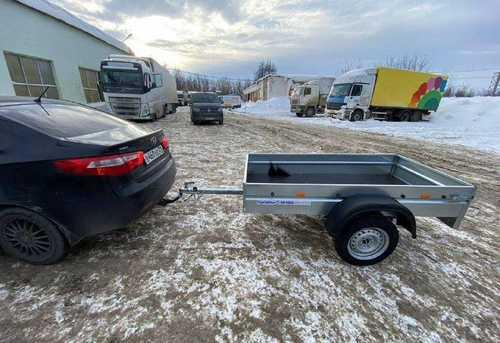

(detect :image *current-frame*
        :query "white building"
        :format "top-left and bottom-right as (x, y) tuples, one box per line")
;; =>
(0, 0), (132, 104)
(243, 74), (325, 102)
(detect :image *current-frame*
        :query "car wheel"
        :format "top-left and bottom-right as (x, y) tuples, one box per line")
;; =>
(334, 215), (399, 266)
(0, 208), (67, 265)
(350, 110), (364, 121)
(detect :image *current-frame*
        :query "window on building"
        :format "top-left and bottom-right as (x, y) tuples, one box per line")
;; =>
(4, 52), (59, 99)
(79, 68), (101, 103)
(304, 87), (312, 95)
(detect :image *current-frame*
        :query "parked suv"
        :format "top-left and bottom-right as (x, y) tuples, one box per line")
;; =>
(0, 97), (176, 264)
(190, 92), (224, 125)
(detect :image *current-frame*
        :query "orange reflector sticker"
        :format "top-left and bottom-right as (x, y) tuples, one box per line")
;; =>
(420, 193), (432, 200)
(296, 192), (306, 198)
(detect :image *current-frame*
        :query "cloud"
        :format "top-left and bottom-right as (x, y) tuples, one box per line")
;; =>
(49, 0), (500, 87)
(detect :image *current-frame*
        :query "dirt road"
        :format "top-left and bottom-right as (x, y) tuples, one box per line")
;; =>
(1, 108), (498, 342)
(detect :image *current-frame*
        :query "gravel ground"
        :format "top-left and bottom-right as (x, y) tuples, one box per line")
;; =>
(1, 107), (498, 342)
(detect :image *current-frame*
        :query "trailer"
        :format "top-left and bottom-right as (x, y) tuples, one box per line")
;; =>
(164, 154), (475, 266)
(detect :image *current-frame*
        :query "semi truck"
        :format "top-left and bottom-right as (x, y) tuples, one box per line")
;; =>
(291, 77), (335, 117)
(99, 55), (178, 121)
(326, 68), (448, 121)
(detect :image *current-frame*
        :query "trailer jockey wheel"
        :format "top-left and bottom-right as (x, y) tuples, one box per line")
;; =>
(335, 215), (399, 266)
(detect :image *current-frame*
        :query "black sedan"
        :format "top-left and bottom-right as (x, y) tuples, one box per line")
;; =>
(0, 97), (176, 264)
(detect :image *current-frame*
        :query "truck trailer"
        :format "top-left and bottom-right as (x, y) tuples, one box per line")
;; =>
(326, 68), (448, 121)
(99, 55), (178, 121)
(291, 77), (335, 117)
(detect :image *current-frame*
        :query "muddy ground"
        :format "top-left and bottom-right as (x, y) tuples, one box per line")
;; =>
(1, 108), (499, 342)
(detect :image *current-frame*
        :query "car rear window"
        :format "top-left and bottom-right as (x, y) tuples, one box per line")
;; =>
(0, 102), (131, 139)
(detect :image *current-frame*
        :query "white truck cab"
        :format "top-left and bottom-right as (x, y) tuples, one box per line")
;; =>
(99, 55), (177, 121)
(290, 78), (335, 117)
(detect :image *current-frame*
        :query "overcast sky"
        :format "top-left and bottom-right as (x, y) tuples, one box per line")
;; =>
(51, 0), (499, 89)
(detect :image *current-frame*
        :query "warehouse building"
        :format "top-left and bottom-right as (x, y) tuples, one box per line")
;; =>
(0, 0), (132, 104)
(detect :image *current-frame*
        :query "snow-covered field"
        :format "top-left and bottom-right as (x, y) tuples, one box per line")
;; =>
(234, 96), (500, 154)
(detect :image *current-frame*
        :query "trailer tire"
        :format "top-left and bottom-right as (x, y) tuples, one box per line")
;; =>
(410, 111), (422, 122)
(334, 215), (399, 266)
(398, 110), (412, 122)
(350, 110), (363, 122)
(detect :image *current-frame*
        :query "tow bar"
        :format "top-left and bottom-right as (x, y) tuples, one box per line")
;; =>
(157, 182), (243, 206)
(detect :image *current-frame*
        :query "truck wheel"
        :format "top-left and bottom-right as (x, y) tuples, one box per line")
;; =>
(350, 110), (364, 122)
(0, 208), (67, 265)
(296, 112), (304, 117)
(306, 107), (316, 117)
(410, 111), (422, 122)
(334, 215), (399, 266)
(398, 110), (412, 122)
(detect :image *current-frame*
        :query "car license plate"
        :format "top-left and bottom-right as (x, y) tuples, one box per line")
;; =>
(144, 145), (165, 165)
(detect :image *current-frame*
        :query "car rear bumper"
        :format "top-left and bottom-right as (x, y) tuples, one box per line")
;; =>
(192, 112), (223, 121)
(47, 156), (177, 243)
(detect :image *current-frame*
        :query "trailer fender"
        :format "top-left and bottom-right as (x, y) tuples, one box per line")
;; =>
(326, 195), (417, 238)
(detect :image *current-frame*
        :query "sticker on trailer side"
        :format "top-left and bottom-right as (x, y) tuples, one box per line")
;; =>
(256, 199), (312, 206)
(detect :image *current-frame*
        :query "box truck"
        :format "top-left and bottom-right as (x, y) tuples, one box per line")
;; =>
(326, 68), (448, 121)
(291, 77), (335, 117)
(99, 55), (178, 121)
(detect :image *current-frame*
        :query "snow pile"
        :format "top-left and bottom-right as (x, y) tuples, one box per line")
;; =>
(238, 97), (292, 116)
(234, 96), (500, 154)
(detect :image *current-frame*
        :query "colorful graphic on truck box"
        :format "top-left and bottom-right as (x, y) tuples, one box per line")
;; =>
(371, 68), (447, 112)
(409, 76), (447, 111)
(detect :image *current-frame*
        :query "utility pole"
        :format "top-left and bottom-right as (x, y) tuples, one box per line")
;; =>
(489, 72), (500, 96)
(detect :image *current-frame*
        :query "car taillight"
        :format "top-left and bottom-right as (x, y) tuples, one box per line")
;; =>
(161, 136), (169, 151)
(54, 152), (145, 176)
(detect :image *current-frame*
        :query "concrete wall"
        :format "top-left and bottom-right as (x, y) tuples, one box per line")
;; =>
(0, 0), (127, 103)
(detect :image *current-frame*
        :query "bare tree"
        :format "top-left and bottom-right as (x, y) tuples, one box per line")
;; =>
(339, 59), (364, 74)
(382, 54), (430, 72)
(254, 59), (277, 80)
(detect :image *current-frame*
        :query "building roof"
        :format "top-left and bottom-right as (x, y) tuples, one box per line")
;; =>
(14, 0), (132, 54)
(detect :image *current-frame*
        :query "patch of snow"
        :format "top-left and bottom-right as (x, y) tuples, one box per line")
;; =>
(0, 284), (8, 301)
(235, 96), (500, 154)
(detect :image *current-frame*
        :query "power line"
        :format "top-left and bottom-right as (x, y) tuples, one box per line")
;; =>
(447, 67), (500, 73)
(168, 68), (252, 82)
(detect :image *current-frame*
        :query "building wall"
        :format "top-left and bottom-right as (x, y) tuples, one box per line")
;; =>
(268, 76), (292, 99)
(0, 0), (127, 103)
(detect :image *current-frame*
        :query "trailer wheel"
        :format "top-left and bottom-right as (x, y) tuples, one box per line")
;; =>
(350, 110), (363, 121)
(398, 110), (412, 122)
(410, 111), (422, 122)
(335, 215), (399, 266)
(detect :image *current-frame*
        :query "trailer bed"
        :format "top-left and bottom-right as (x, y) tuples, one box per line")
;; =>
(243, 154), (475, 229)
